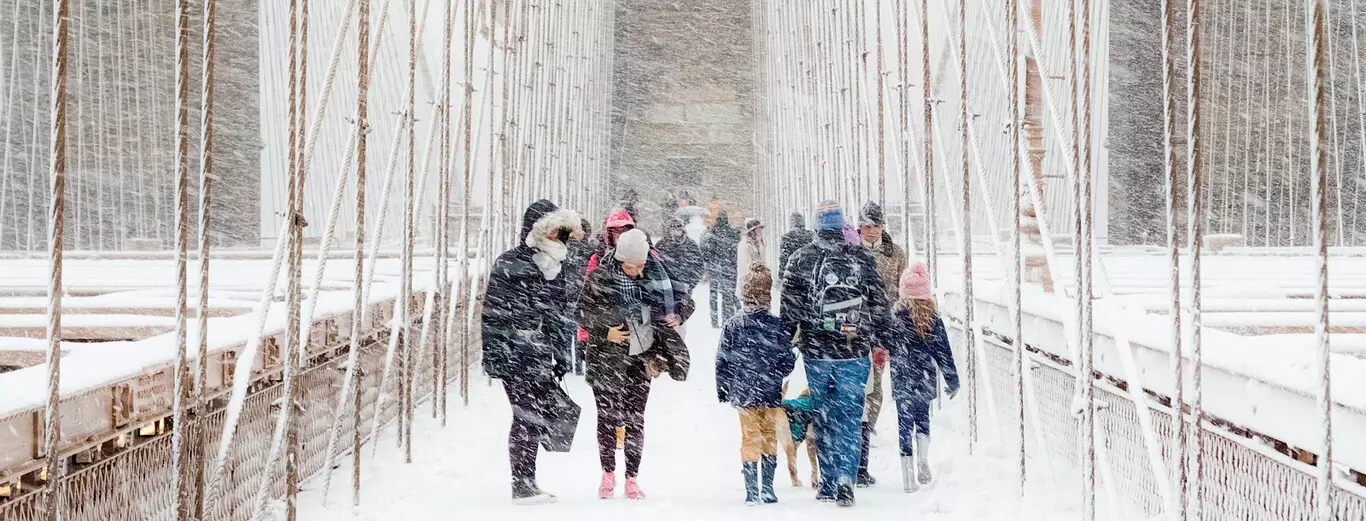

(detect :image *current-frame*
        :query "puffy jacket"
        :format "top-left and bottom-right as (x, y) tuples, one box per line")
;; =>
(481, 200), (576, 381)
(715, 309), (796, 408)
(779, 229), (892, 360)
(886, 306), (960, 402)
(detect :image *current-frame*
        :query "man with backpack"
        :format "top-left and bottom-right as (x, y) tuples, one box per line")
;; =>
(779, 201), (891, 508)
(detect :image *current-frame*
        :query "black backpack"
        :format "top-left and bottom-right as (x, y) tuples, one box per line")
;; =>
(809, 249), (866, 334)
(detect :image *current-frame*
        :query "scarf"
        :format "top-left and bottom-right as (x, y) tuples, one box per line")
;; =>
(531, 238), (568, 280)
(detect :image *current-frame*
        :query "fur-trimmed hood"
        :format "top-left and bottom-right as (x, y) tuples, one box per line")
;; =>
(518, 200), (583, 280)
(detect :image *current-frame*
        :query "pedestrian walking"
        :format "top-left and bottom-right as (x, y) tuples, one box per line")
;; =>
(481, 199), (584, 504)
(735, 218), (767, 299)
(700, 212), (741, 326)
(779, 200), (891, 507)
(855, 201), (908, 487)
(579, 229), (692, 500)
(887, 262), (960, 492)
(715, 263), (796, 505)
(655, 217), (704, 291)
(779, 212), (813, 274)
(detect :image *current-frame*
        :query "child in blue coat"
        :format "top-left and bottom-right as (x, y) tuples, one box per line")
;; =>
(887, 262), (960, 492)
(716, 263), (797, 505)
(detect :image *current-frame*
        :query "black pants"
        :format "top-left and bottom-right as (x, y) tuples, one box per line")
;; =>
(708, 275), (738, 326)
(504, 377), (555, 485)
(593, 380), (651, 477)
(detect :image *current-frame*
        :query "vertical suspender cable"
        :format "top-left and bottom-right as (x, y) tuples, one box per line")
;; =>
(1308, 0), (1334, 519)
(401, 0), (419, 465)
(1008, 0), (1026, 495)
(1161, 0), (1187, 516)
(352, 0), (370, 503)
(898, 0), (911, 250)
(247, 1), (302, 518)
(1185, 0), (1206, 517)
(459, 0), (477, 410)
(1078, 0), (1096, 519)
(876, 0), (886, 203)
(433, 0), (454, 421)
(171, 0), (194, 518)
(920, 0), (936, 286)
(42, 0), (70, 518)
(958, 0), (976, 452)
(284, 0), (309, 516)
(195, 0), (218, 516)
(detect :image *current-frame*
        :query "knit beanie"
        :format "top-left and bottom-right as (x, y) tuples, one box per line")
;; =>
(900, 261), (932, 300)
(741, 262), (773, 308)
(605, 210), (635, 230)
(815, 200), (844, 231)
(860, 201), (886, 226)
(614, 229), (650, 264)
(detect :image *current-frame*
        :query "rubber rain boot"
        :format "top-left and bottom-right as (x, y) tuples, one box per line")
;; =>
(760, 455), (779, 504)
(916, 434), (933, 485)
(901, 455), (919, 493)
(743, 462), (760, 506)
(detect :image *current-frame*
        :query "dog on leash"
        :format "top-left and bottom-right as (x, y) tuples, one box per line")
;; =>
(777, 382), (820, 488)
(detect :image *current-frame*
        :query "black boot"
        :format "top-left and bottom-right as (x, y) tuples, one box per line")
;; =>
(760, 455), (778, 504)
(742, 462), (760, 505)
(835, 481), (855, 507)
(512, 477), (556, 505)
(856, 423), (876, 487)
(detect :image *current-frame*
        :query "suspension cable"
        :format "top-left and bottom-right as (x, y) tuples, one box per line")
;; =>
(1308, 0), (1334, 519)
(170, 0), (193, 517)
(193, 0), (218, 516)
(42, 0), (70, 518)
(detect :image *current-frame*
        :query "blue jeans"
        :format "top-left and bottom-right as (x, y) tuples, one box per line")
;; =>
(895, 396), (931, 456)
(804, 357), (870, 497)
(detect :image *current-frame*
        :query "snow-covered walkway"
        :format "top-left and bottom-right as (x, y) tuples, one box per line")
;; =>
(297, 285), (1083, 520)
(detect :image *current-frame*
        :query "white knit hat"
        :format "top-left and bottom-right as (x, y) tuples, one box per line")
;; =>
(614, 229), (650, 263)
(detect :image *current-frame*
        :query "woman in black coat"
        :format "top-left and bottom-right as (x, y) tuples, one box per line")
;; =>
(481, 199), (582, 504)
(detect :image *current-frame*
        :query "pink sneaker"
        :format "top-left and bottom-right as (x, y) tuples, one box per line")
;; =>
(624, 477), (645, 500)
(598, 472), (616, 499)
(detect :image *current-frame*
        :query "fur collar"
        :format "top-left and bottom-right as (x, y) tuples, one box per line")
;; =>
(524, 209), (582, 280)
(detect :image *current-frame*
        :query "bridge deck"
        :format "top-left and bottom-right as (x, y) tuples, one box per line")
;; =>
(297, 287), (1083, 520)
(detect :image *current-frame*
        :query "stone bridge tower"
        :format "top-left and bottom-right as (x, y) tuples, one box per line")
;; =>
(609, 0), (756, 232)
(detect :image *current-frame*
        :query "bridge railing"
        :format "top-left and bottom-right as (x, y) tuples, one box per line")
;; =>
(942, 288), (1366, 521)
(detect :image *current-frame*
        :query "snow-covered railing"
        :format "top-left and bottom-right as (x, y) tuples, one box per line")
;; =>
(0, 286), (419, 479)
(939, 286), (1366, 520)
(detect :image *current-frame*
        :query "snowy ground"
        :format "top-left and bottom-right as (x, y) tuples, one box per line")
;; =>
(296, 283), (1092, 520)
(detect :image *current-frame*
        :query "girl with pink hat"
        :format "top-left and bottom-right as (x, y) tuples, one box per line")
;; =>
(886, 261), (960, 493)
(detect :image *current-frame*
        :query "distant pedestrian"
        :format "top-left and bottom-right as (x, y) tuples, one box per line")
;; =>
(779, 212), (813, 274)
(655, 217), (704, 291)
(735, 218), (767, 299)
(715, 263), (796, 505)
(780, 200), (891, 507)
(700, 212), (741, 327)
(887, 262), (959, 492)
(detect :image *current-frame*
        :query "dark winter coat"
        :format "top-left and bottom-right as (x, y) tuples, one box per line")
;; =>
(579, 258), (695, 388)
(715, 309), (796, 408)
(779, 229), (892, 360)
(863, 231), (908, 299)
(700, 215), (741, 281)
(654, 221), (704, 290)
(886, 307), (960, 402)
(564, 237), (595, 304)
(481, 200), (575, 382)
(779, 216), (814, 274)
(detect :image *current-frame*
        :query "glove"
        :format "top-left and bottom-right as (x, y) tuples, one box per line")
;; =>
(552, 357), (570, 380)
(871, 347), (889, 367)
(946, 381), (961, 399)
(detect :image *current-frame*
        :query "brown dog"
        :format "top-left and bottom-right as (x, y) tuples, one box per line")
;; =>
(776, 383), (820, 488)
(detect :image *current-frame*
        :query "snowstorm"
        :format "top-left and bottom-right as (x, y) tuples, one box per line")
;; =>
(0, 0), (1362, 520)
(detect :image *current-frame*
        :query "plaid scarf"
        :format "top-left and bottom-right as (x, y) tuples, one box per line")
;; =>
(611, 268), (647, 313)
